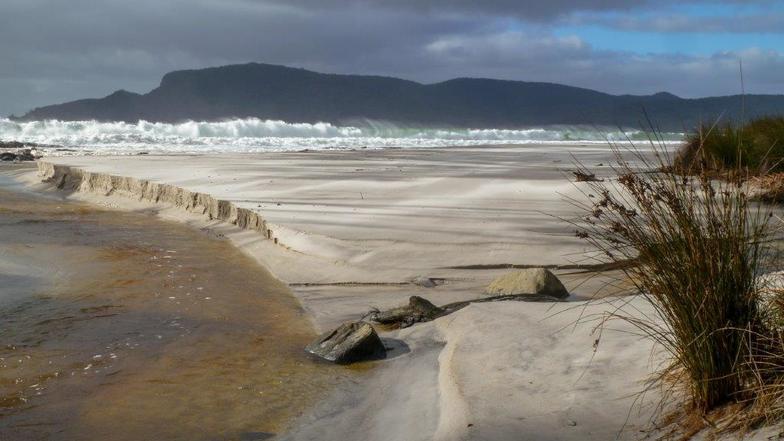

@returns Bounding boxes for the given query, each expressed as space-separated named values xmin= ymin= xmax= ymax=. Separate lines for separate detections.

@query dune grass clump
xmin=676 ymin=116 xmax=784 ymax=175
xmin=572 ymin=140 xmax=784 ymax=430
xmin=748 ymin=173 xmax=784 ymax=203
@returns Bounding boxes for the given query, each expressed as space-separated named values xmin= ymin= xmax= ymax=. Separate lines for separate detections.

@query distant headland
xmin=16 ymin=62 xmax=784 ymax=130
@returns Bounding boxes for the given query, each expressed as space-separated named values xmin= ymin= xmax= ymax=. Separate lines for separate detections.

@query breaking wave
xmin=0 ymin=118 xmax=684 ymax=155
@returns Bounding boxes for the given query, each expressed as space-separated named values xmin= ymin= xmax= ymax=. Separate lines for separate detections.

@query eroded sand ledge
xmin=38 ymin=161 xmax=279 ymax=244
xmin=15 ymin=151 xmax=700 ymax=440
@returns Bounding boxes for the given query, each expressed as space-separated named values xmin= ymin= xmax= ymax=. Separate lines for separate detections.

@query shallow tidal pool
xmin=0 ymin=172 xmax=344 ymax=441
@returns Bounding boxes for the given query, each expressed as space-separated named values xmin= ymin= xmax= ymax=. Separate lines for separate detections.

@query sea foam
xmin=0 ymin=118 xmax=683 ymax=155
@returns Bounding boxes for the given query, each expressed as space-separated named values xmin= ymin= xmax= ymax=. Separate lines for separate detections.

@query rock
xmin=18 ymin=150 xmax=35 ymax=161
xmin=0 ymin=148 xmax=37 ymax=162
xmin=484 ymin=268 xmax=569 ymax=299
xmin=409 ymin=296 xmax=442 ymax=319
xmin=0 ymin=141 xmax=28 ymax=149
xmin=305 ymin=321 xmax=386 ymax=364
xmin=371 ymin=296 xmax=444 ymax=328
xmin=412 ymin=276 xmax=437 ymax=288
xmin=372 ymin=306 xmax=414 ymax=325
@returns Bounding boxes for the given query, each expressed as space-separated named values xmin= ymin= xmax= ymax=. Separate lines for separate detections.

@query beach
xmin=12 ymin=143 xmax=784 ymax=440
xmin=32 ymin=145 xmax=622 ymax=312
xmin=0 ymin=166 xmax=347 ymax=440
xmin=0 ymin=144 xmax=687 ymax=440
xmin=4 ymin=0 xmax=782 ymax=437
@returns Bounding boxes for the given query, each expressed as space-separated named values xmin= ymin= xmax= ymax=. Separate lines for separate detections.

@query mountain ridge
xmin=17 ymin=62 xmax=784 ymax=130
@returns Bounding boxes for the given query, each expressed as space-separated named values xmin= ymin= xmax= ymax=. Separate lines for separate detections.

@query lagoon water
xmin=0 ymin=172 xmax=345 ymax=441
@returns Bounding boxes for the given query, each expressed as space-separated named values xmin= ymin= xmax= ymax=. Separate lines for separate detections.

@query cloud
xmin=425 ymin=33 xmax=590 ymax=67
xmin=420 ymin=30 xmax=784 ymax=97
xmin=255 ymin=0 xmax=775 ymax=21
xmin=566 ymin=12 xmax=784 ymax=33
xmin=0 ymin=0 xmax=782 ymax=117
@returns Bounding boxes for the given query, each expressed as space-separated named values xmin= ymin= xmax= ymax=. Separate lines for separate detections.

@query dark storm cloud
xmin=0 ymin=0 xmax=475 ymax=114
xmin=0 ymin=0 xmax=781 ymax=117
xmin=252 ymin=0 xmax=774 ymax=20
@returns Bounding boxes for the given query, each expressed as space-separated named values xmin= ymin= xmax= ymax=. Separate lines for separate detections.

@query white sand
xmin=30 ymin=146 xmax=622 ymax=322
xmin=10 ymin=145 xmax=772 ymax=440
xmin=283 ymin=299 xmax=664 ymax=441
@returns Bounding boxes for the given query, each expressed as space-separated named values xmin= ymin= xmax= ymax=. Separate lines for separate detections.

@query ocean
xmin=0 ymin=118 xmax=684 ymax=155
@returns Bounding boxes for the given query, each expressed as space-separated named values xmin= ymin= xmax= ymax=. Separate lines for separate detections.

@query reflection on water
xmin=0 ymin=182 xmax=346 ymax=440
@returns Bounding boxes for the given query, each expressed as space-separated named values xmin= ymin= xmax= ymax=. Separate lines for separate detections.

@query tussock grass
xmin=748 ymin=173 xmax=784 ymax=203
xmin=571 ymin=134 xmax=784 ymax=433
xmin=676 ymin=117 xmax=784 ymax=175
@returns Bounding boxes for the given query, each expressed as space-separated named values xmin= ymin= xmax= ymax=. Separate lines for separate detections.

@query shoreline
xmin=0 ymin=169 xmax=347 ymax=440
xmin=29 ymin=146 xmax=621 ymax=330
xmin=5 ymin=146 xmax=679 ymax=440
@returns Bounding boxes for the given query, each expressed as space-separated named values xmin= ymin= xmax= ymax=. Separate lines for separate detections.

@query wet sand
xmin=0 ymin=170 xmax=347 ymax=441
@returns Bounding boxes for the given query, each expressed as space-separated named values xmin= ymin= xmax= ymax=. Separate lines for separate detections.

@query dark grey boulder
xmin=409 ymin=296 xmax=443 ymax=318
xmin=305 ymin=321 xmax=386 ymax=364
xmin=0 ymin=148 xmax=36 ymax=162
xmin=372 ymin=305 xmax=413 ymax=325
xmin=371 ymin=296 xmax=444 ymax=328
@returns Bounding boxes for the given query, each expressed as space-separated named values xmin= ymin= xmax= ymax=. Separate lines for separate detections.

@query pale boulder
xmin=484 ymin=268 xmax=569 ymax=299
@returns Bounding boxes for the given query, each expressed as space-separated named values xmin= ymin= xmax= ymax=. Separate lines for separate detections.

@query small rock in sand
xmin=484 ymin=268 xmax=569 ymax=299
xmin=412 ymin=276 xmax=437 ymax=288
xmin=305 ymin=321 xmax=386 ymax=364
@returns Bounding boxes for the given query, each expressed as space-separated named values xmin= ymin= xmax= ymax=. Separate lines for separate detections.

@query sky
xmin=1 ymin=0 xmax=783 ymax=117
